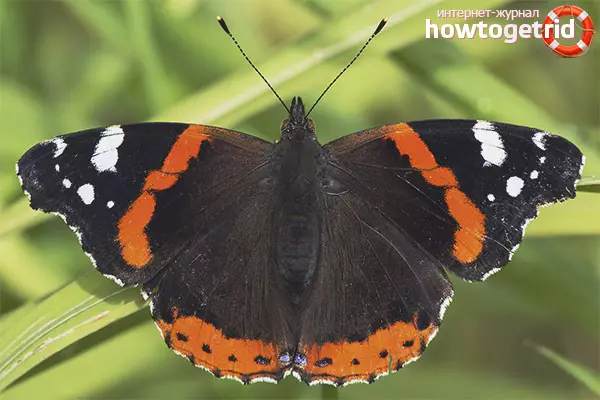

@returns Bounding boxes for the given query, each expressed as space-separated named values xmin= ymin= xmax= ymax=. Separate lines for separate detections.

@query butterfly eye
xmin=281 ymin=118 xmax=290 ymax=131
xmin=307 ymin=119 xmax=315 ymax=131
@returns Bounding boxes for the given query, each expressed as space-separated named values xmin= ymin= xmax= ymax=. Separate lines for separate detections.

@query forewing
xmin=324 ymin=120 xmax=584 ymax=281
xmin=17 ymin=123 xmax=270 ymax=285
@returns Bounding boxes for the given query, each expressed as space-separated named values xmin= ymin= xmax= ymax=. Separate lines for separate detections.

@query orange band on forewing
xmin=421 ymin=167 xmax=458 ymax=187
xmin=161 ymin=129 xmax=207 ymax=173
xmin=445 ymin=188 xmax=485 ymax=263
xmin=300 ymin=311 xmax=437 ymax=385
xmin=117 ymin=126 xmax=211 ymax=268
xmin=156 ymin=312 xmax=283 ymax=382
xmin=119 ymin=193 xmax=156 ymax=267
xmin=385 ymin=124 xmax=485 ymax=263
xmin=389 ymin=128 xmax=437 ymax=170
xmin=143 ymin=171 xmax=179 ymax=191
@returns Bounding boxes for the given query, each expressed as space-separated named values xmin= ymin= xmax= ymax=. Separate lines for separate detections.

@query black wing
xmin=323 ymin=120 xmax=583 ymax=281
xmin=294 ymin=120 xmax=583 ymax=385
xmin=18 ymin=123 xmax=293 ymax=383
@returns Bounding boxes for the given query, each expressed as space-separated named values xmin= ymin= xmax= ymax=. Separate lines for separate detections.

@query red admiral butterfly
xmin=16 ymin=17 xmax=584 ymax=386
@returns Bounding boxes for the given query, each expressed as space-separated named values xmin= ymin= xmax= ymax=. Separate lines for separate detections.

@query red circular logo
xmin=543 ymin=5 xmax=595 ymax=57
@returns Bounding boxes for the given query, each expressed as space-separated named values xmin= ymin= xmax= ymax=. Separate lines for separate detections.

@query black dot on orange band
xmin=403 ymin=340 xmax=414 ymax=347
xmin=213 ymin=368 xmax=222 ymax=378
xmin=202 ymin=343 xmax=212 ymax=354
xmin=228 ymin=354 xmax=237 ymax=362
xmin=379 ymin=349 xmax=389 ymax=358
xmin=176 ymin=332 xmax=188 ymax=342
xmin=351 ymin=358 xmax=360 ymax=365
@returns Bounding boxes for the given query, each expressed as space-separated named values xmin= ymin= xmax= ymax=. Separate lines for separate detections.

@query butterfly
xmin=16 ymin=17 xmax=584 ymax=386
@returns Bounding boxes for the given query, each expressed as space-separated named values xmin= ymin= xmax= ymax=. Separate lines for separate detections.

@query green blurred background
xmin=0 ymin=0 xmax=598 ymax=399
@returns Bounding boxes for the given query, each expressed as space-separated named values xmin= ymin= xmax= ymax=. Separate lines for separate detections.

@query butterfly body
xmin=272 ymin=97 xmax=325 ymax=299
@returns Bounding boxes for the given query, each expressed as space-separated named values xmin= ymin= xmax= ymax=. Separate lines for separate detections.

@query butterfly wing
xmin=295 ymin=120 xmax=583 ymax=385
xmin=17 ymin=123 xmax=292 ymax=382
xmin=297 ymin=187 xmax=453 ymax=385
xmin=17 ymin=123 xmax=271 ymax=284
xmin=323 ymin=120 xmax=583 ymax=281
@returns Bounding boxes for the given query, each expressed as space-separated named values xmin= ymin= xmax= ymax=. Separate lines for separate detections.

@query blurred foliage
xmin=0 ymin=0 xmax=599 ymax=399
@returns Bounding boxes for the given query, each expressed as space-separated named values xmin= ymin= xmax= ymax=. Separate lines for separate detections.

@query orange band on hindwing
xmin=117 ymin=126 xmax=211 ymax=267
xmin=385 ymin=124 xmax=485 ymax=263
xmin=299 ymin=311 xmax=438 ymax=385
xmin=155 ymin=311 xmax=284 ymax=382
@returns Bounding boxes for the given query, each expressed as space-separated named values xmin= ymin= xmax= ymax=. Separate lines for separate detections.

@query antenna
xmin=306 ymin=18 xmax=388 ymax=117
xmin=217 ymin=16 xmax=290 ymax=114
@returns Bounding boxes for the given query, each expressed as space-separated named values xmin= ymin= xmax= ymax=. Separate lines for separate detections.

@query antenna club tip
xmin=374 ymin=17 xmax=388 ymax=35
xmin=217 ymin=16 xmax=231 ymax=34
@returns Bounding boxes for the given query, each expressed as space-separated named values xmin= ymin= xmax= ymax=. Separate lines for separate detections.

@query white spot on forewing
xmin=472 ymin=121 xmax=506 ymax=167
xmin=62 ymin=179 xmax=72 ymax=188
xmin=55 ymin=164 xmax=60 ymax=172
xmin=52 ymin=138 xmax=67 ymax=157
xmin=506 ymin=176 xmax=524 ymax=197
xmin=77 ymin=184 xmax=95 ymax=204
xmin=540 ymin=156 xmax=546 ymax=164
xmin=91 ymin=125 xmax=125 ymax=172
xmin=532 ymin=131 xmax=548 ymax=150
xmin=107 ymin=200 xmax=115 ymax=209
xmin=530 ymin=170 xmax=539 ymax=179
xmin=487 ymin=194 xmax=495 ymax=202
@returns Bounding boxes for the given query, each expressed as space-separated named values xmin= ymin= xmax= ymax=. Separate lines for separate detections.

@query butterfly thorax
xmin=272 ymin=97 xmax=325 ymax=301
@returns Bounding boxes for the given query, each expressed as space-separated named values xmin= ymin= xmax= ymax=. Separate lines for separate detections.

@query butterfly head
xmin=281 ymin=97 xmax=315 ymax=140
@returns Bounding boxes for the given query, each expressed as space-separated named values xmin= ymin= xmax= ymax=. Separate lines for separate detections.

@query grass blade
xmin=0 ymin=273 xmax=143 ymax=393
xmin=529 ymin=342 xmax=600 ymax=396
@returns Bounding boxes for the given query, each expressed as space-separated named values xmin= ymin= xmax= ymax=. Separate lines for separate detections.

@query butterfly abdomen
xmin=272 ymin=135 xmax=326 ymax=296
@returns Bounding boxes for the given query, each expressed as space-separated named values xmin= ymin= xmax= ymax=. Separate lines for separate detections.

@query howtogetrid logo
xmin=543 ymin=5 xmax=594 ymax=57
xmin=427 ymin=4 xmax=595 ymax=58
